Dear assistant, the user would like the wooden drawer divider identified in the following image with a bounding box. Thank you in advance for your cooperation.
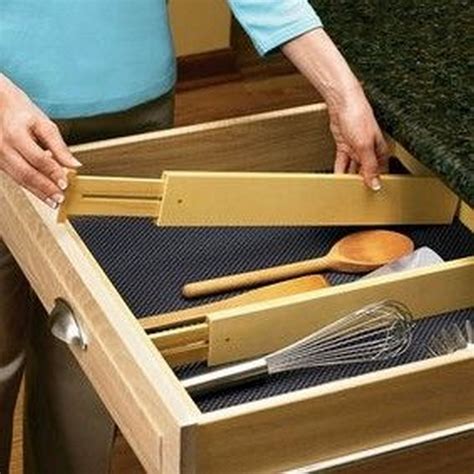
[58,172,458,226]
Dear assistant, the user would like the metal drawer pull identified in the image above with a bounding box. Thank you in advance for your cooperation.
[49,298,87,350]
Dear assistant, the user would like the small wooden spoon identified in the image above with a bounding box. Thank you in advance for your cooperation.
[182,230,414,299]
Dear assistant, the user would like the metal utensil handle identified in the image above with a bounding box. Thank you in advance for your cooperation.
[182,358,269,396]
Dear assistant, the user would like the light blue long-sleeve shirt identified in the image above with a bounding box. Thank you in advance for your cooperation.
[0,0,322,119]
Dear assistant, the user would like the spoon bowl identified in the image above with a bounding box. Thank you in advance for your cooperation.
[329,230,415,272]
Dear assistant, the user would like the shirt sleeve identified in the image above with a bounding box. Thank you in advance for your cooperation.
[227,0,323,56]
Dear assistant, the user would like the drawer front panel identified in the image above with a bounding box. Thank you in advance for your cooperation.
[291,425,474,473]
[196,353,474,474]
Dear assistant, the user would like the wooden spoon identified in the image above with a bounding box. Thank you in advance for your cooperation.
[142,275,328,331]
[182,230,414,299]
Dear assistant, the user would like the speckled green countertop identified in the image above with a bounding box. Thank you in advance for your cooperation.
[311,1,473,205]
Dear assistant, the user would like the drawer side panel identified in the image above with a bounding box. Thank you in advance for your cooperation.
[0,174,199,474]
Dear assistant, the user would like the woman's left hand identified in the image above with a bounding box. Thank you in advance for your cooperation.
[328,85,389,190]
[282,28,389,190]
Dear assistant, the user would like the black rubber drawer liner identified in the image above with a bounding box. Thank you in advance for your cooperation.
[71,217,473,411]
[71,217,473,318]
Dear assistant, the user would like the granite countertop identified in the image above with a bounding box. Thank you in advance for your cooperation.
[311,1,473,205]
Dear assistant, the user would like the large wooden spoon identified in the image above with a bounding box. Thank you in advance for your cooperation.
[182,230,414,299]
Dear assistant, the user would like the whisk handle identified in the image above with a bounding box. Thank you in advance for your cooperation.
[182,358,268,397]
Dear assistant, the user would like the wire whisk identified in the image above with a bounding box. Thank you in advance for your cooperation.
[182,300,414,396]
[427,319,473,357]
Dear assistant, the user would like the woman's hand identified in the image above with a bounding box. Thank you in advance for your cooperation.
[282,28,389,189]
[328,84,388,189]
[0,74,81,208]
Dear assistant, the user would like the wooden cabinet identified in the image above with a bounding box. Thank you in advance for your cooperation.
[169,0,231,57]
[0,104,472,473]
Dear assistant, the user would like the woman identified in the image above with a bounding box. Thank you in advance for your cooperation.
[0,1,387,471]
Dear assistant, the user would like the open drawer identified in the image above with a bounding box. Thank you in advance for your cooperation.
[0,104,472,473]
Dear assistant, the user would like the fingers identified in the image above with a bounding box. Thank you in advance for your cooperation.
[0,83,80,204]
[378,155,390,173]
[328,92,389,191]
[357,144,381,190]
[348,159,359,174]
[375,133,390,159]
[334,140,381,188]
[13,130,68,190]
[32,119,81,168]
[0,148,64,208]
[334,150,350,173]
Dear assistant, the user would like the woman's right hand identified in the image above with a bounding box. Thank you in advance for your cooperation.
[0,74,81,208]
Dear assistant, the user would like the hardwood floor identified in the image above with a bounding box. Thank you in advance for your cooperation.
[9,54,318,474]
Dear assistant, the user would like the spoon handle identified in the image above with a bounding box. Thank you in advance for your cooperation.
[182,256,331,299]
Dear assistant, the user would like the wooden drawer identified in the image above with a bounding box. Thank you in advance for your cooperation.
[0,104,472,473]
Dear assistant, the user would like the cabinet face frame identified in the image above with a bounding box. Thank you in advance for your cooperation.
[1,103,472,473]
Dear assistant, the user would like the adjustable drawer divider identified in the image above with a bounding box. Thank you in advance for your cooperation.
[57,174,165,222]
[144,257,474,368]
[149,322,209,367]
[58,171,459,226]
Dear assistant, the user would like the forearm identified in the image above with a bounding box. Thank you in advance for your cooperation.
[0,73,14,102]
[282,28,364,108]
[0,73,30,106]
[0,72,9,88]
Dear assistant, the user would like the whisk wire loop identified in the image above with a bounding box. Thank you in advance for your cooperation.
[267,300,413,373]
